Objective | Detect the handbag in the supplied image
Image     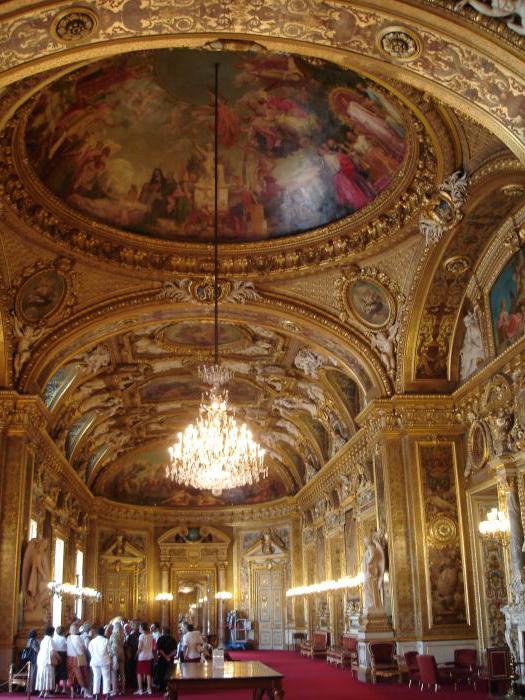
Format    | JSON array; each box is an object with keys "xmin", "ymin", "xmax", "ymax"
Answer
[
  {"xmin": 51, "ymin": 651, "xmax": 61, "ymax": 666},
  {"xmin": 76, "ymin": 653, "xmax": 87, "ymax": 667}
]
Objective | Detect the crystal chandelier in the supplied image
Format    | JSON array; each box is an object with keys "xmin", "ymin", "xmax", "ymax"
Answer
[
  {"xmin": 478, "ymin": 507, "xmax": 510, "ymax": 545},
  {"xmin": 166, "ymin": 62, "xmax": 266, "ymax": 497}
]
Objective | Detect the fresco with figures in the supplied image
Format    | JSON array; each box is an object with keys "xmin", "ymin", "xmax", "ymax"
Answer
[
  {"xmin": 26, "ymin": 48, "xmax": 407, "ymax": 243},
  {"xmin": 95, "ymin": 444, "xmax": 287, "ymax": 507},
  {"xmin": 490, "ymin": 248, "xmax": 525, "ymax": 355}
]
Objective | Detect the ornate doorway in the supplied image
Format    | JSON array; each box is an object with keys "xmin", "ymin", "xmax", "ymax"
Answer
[
  {"xmin": 158, "ymin": 526, "xmax": 230, "ymax": 635},
  {"xmin": 242, "ymin": 530, "xmax": 289, "ymax": 650},
  {"xmin": 99, "ymin": 535, "xmax": 146, "ymax": 622},
  {"xmin": 254, "ymin": 565, "xmax": 285, "ymax": 649}
]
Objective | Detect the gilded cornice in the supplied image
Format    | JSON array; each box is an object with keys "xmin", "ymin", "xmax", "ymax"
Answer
[
  {"xmin": 91, "ymin": 495, "xmax": 298, "ymax": 527},
  {"xmin": 357, "ymin": 395, "xmax": 459, "ymax": 438},
  {"xmin": 0, "ymin": 390, "xmax": 48, "ymax": 436},
  {"xmin": 0, "ymin": 1, "xmax": 522, "ymax": 161}
]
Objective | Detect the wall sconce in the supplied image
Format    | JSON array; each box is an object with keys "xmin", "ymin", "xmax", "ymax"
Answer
[
  {"xmin": 48, "ymin": 580, "xmax": 101, "ymax": 601},
  {"xmin": 286, "ymin": 573, "xmax": 364, "ymax": 597},
  {"xmin": 215, "ymin": 591, "xmax": 233, "ymax": 600},
  {"xmin": 478, "ymin": 507, "xmax": 510, "ymax": 546},
  {"xmin": 155, "ymin": 592, "xmax": 174, "ymax": 602}
]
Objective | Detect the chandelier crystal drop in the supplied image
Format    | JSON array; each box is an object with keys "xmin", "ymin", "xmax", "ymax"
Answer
[{"xmin": 166, "ymin": 61, "xmax": 266, "ymax": 497}]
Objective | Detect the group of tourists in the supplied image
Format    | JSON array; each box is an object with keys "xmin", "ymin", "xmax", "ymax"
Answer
[{"xmin": 23, "ymin": 619, "xmax": 210, "ymax": 699}]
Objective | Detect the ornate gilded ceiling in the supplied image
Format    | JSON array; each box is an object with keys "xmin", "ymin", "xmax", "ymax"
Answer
[
  {"xmin": 0, "ymin": 0, "xmax": 524, "ymax": 512},
  {"xmin": 42, "ymin": 320, "xmax": 361, "ymax": 506}
]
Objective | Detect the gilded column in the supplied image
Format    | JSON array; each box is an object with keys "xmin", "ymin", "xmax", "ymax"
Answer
[
  {"xmin": 290, "ymin": 517, "xmax": 305, "ymax": 630},
  {"xmin": 379, "ymin": 434, "xmax": 417, "ymax": 639},
  {"xmin": 496, "ymin": 466, "xmax": 524, "ymax": 582},
  {"xmin": 0, "ymin": 395, "xmax": 46, "ymax": 678},
  {"xmin": 217, "ymin": 563, "xmax": 227, "ymax": 647}
]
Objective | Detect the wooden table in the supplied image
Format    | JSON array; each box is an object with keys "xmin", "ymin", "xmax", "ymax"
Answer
[{"xmin": 166, "ymin": 660, "xmax": 284, "ymax": 699}]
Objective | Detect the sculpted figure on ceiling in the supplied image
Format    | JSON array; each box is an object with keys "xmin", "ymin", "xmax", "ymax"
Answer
[{"xmin": 455, "ymin": 0, "xmax": 525, "ymax": 35}]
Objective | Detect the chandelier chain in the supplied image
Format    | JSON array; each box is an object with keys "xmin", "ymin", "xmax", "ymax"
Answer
[{"xmin": 166, "ymin": 61, "xmax": 266, "ymax": 496}]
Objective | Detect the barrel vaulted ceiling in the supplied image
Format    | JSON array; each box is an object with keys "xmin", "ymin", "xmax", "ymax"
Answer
[{"xmin": 0, "ymin": 1, "xmax": 524, "ymax": 509}]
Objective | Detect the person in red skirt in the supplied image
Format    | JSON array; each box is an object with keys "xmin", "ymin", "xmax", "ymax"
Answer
[{"xmin": 134, "ymin": 623, "xmax": 153, "ymax": 695}]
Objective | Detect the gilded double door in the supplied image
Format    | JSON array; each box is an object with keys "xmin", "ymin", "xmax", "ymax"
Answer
[{"xmin": 254, "ymin": 567, "xmax": 284, "ymax": 649}]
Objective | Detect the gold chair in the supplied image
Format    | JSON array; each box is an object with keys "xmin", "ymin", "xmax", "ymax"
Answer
[{"xmin": 8, "ymin": 661, "xmax": 32, "ymax": 697}]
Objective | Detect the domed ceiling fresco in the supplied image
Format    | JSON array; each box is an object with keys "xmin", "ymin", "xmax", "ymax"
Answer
[{"xmin": 25, "ymin": 48, "xmax": 407, "ymax": 243}]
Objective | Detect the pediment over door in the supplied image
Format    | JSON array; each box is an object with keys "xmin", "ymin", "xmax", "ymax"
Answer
[
  {"xmin": 101, "ymin": 535, "xmax": 145, "ymax": 566},
  {"xmin": 244, "ymin": 529, "xmax": 288, "ymax": 561}
]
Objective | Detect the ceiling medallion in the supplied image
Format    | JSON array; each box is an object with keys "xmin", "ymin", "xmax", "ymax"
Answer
[
  {"xmin": 377, "ymin": 27, "xmax": 422, "ymax": 62},
  {"xmin": 428, "ymin": 513, "xmax": 457, "ymax": 548},
  {"xmin": 336, "ymin": 266, "xmax": 401, "ymax": 330},
  {"xmin": 50, "ymin": 7, "xmax": 99, "ymax": 44},
  {"xmin": 442, "ymin": 255, "xmax": 471, "ymax": 277}
]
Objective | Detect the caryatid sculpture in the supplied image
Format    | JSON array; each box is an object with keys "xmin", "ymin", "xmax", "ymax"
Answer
[
  {"xmin": 21, "ymin": 537, "xmax": 50, "ymax": 618},
  {"xmin": 362, "ymin": 531, "xmax": 386, "ymax": 612}
]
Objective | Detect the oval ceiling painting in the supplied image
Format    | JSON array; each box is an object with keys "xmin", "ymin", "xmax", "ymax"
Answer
[{"xmin": 25, "ymin": 48, "xmax": 407, "ymax": 243}]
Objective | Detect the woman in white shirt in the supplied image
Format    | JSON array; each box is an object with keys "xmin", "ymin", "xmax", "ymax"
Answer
[
  {"xmin": 181, "ymin": 625, "xmax": 203, "ymax": 663},
  {"xmin": 36, "ymin": 625, "xmax": 57, "ymax": 697},
  {"xmin": 66, "ymin": 624, "xmax": 91, "ymax": 698},
  {"xmin": 89, "ymin": 628, "xmax": 111, "ymax": 699},
  {"xmin": 134, "ymin": 623, "xmax": 153, "ymax": 695}
]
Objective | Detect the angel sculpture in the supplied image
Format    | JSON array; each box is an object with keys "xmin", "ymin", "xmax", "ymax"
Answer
[
  {"xmin": 12, "ymin": 315, "xmax": 45, "ymax": 377},
  {"xmin": 370, "ymin": 320, "xmax": 399, "ymax": 376},
  {"xmin": 455, "ymin": 0, "xmax": 525, "ymax": 35}
]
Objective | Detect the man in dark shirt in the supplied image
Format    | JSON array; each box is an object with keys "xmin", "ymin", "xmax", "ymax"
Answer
[
  {"xmin": 154, "ymin": 627, "xmax": 177, "ymax": 690},
  {"xmin": 124, "ymin": 622, "xmax": 139, "ymax": 691}
]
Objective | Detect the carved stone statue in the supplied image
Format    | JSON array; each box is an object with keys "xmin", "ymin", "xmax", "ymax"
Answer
[
  {"xmin": 13, "ymin": 315, "xmax": 45, "ymax": 377},
  {"xmin": 455, "ymin": 0, "xmax": 525, "ymax": 36},
  {"xmin": 21, "ymin": 537, "xmax": 50, "ymax": 615},
  {"xmin": 370, "ymin": 320, "xmax": 399, "ymax": 377},
  {"xmin": 459, "ymin": 309, "xmax": 486, "ymax": 381},
  {"xmin": 261, "ymin": 530, "xmax": 275, "ymax": 554},
  {"xmin": 362, "ymin": 532, "xmax": 385, "ymax": 611},
  {"xmin": 75, "ymin": 344, "xmax": 111, "ymax": 374}
]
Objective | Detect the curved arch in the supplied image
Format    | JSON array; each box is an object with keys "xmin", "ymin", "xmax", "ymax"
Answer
[
  {"xmin": 402, "ymin": 163, "xmax": 525, "ymax": 392},
  {"xmin": 27, "ymin": 294, "xmax": 392, "ymax": 398},
  {"xmin": 0, "ymin": 4, "xmax": 523, "ymax": 160}
]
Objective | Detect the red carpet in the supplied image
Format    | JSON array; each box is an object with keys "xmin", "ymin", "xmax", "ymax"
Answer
[{"xmin": 1, "ymin": 650, "xmax": 490, "ymax": 699}]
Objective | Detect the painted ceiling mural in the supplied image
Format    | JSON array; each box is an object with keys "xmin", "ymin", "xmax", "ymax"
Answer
[
  {"xmin": 43, "ymin": 321, "xmax": 362, "ymax": 507},
  {"xmin": 25, "ymin": 48, "xmax": 407, "ymax": 243}
]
